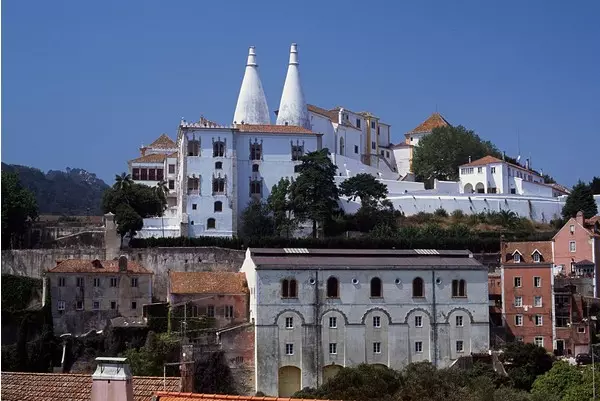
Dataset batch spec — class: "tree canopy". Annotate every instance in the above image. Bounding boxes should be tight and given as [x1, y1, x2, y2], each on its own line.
[267, 178, 296, 237]
[1, 171, 39, 249]
[239, 199, 274, 239]
[340, 173, 388, 208]
[561, 180, 598, 220]
[412, 125, 501, 182]
[498, 342, 554, 391]
[590, 176, 600, 195]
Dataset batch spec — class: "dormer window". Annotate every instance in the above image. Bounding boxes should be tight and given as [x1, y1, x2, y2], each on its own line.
[533, 252, 541, 263]
[513, 253, 521, 263]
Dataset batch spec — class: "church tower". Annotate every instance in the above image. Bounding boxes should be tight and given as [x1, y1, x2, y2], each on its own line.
[276, 43, 310, 129]
[233, 46, 270, 125]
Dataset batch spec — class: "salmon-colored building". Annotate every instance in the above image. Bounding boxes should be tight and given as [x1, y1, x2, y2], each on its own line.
[501, 241, 554, 351]
[553, 212, 600, 296]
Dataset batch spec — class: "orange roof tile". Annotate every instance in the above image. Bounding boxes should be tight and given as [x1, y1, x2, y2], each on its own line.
[48, 259, 152, 274]
[408, 112, 450, 134]
[167, 152, 179, 158]
[169, 272, 248, 295]
[155, 392, 341, 401]
[460, 155, 504, 167]
[502, 241, 553, 265]
[149, 134, 177, 149]
[0, 372, 181, 401]
[130, 153, 167, 163]
[307, 104, 360, 130]
[236, 124, 315, 135]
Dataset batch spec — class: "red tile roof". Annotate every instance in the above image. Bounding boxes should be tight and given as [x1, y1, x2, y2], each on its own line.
[460, 155, 504, 167]
[48, 259, 152, 274]
[130, 153, 167, 163]
[408, 112, 450, 134]
[236, 124, 315, 135]
[169, 272, 248, 295]
[502, 241, 553, 265]
[155, 393, 341, 401]
[0, 372, 181, 401]
[307, 104, 359, 129]
[149, 134, 177, 149]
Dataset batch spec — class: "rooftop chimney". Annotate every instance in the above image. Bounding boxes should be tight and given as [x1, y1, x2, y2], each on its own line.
[576, 211, 584, 226]
[276, 43, 310, 129]
[233, 46, 271, 125]
[91, 357, 134, 401]
[118, 255, 128, 272]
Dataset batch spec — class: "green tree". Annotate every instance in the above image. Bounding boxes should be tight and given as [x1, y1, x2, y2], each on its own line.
[115, 204, 144, 241]
[113, 172, 133, 191]
[590, 176, 600, 195]
[530, 361, 583, 401]
[542, 174, 556, 184]
[499, 342, 554, 391]
[267, 178, 297, 237]
[154, 180, 169, 204]
[290, 148, 339, 237]
[1, 172, 39, 249]
[194, 351, 237, 395]
[239, 199, 274, 238]
[339, 173, 388, 208]
[412, 125, 501, 182]
[562, 180, 598, 220]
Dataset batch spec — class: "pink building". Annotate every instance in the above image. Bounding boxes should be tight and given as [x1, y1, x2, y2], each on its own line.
[553, 211, 600, 296]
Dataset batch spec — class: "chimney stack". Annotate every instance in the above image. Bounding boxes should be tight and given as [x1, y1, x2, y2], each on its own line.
[180, 344, 195, 393]
[91, 357, 134, 401]
[576, 211, 584, 226]
[118, 255, 128, 272]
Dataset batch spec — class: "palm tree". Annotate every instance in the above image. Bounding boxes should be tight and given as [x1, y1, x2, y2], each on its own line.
[155, 180, 169, 210]
[113, 172, 133, 191]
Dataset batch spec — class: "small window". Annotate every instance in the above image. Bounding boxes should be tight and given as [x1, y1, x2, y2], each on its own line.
[386, 151, 389, 157]
[212, 177, 225, 194]
[415, 341, 423, 353]
[250, 143, 262, 160]
[326, 277, 339, 298]
[76, 301, 84, 310]
[569, 241, 576, 252]
[168, 180, 175, 190]
[110, 277, 118, 287]
[76, 277, 85, 287]
[329, 316, 337, 328]
[207, 218, 216, 229]
[578, 327, 586, 333]
[535, 315, 543, 326]
[93, 278, 100, 287]
[534, 296, 542, 307]
[514, 277, 522, 288]
[451, 279, 466, 297]
[373, 342, 381, 354]
[456, 316, 464, 326]
[370, 277, 382, 297]
[214, 201, 223, 212]
[354, 145, 359, 154]
[371, 141, 376, 150]
[285, 317, 293, 329]
[515, 315, 523, 326]
[515, 296, 523, 307]
[58, 277, 66, 287]
[131, 301, 137, 310]
[570, 224, 575, 234]
[188, 139, 200, 156]
[168, 164, 175, 174]
[371, 121, 376, 129]
[534, 337, 544, 347]
[329, 343, 337, 354]
[110, 301, 117, 310]
[513, 253, 521, 263]
[285, 343, 294, 355]
[456, 340, 464, 353]
[281, 279, 298, 298]
[533, 252, 540, 263]
[215, 161, 223, 170]
[491, 167, 496, 173]
[373, 316, 381, 328]
[192, 204, 197, 210]
[207, 305, 215, 317]
[252, 164, 259, 173]
[213, 140, 225, 157]
[57, 300, 66, 311]
[250, 179, 262, 195]
[412, 277, 424, 297]
[291, 144, 304, 161]
[415, 316, 423, 327]
[132, 168, 140, 180]
[534, 277, 542, 287]
[131, 277, 138, 287]
[477, 167, 482, 173]
[93, 301, 100, 310]
[356, 118, 361, 128]
[225, 305, 234, 318]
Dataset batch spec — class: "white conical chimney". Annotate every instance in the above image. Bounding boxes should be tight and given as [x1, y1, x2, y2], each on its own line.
[233, 46, 270, 125]
[276, 43, 310, 129]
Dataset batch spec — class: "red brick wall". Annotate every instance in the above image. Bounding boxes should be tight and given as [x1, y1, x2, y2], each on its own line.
[554, 217, 594, 274]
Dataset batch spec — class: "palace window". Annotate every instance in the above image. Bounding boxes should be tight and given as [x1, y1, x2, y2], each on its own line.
[515, 315, 523, 326]
[188, 139, 200, 156]
[212, 177, 225, 194]
[451, 279, 467, 297]
[188, 178, 200, 194]
[412, 277, 424, 297]
[213, 141, 225, 157]
[370, 277, 382, 297]
[250, 143, 262, 160]
[514, 277, 522, 287]
[534, 276, 542, 287]
[141, 169, 148, 180]
[329, 343, 337, 354]
[281, 279, 298, 298]
[534, 296, 542, 307]
[326, 277, 339, 298]
[207, 218, 216, 229]
[534, 337, 544, 347]
[250, 180, 262, 196]
[285, 344, 294, 355]
[214, 201, 223, 212]
[215, 161, 223, 170]
[252, 164, 259, 173]
[535, 315, 543, 326]
[291, 144, 304, 161]
[515, 296, 523, 307]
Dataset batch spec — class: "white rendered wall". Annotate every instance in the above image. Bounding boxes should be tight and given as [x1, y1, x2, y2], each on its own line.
[392, 147, 411, 178]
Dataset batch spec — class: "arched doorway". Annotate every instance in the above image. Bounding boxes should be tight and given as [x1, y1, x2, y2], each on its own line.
[323, 364, 341, 383]
[464, 183, 473, 194]
[278, 366, 301, 397]
[475, 182, 485, 193]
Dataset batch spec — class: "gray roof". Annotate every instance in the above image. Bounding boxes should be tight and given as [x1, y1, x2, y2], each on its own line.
[249, 248, 483, 270]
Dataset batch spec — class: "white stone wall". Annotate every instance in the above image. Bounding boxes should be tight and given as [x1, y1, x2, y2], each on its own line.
[391, 146, 411, 178]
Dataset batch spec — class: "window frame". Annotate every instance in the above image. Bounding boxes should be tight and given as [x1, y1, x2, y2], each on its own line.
[225, 305, 234, 318]
[326, 276, 339, 298]
[373, 316, 381, 328]
[110, 277, 118, 287]
[131, 301, 137, 310]
[569, 241, 576, 252]
[535, 315, 543, 326]
[515, 314, 523, 326]
[285, 343, 294, 355]
[456, 316, 464, 327]
[92, 300, 100, 310]
[534, 276, 542, 287]
[415, 341, 423, 353]
[329, 343, 337, 354]
[534, 336, 544, 347]
[285, 317, 294, 329]
[131, 277, 138, 287]
[514, 296, 523, 307]
[214, 201, 223, 212]
[514, 276, 522, 288]
[93, 278, 100, 287]
[456, 340, 464, 353]
[412, 277, 424, 297]
[207, 218, 216, 229]
[281, 279, 298, 298]
[207, 305, 215, 318]
[76, 300, 84, 310]
[329, 316, 337, 329]
[57, 300, 66, 311]
[110, 301, 117, 310]
[370, 277, 382, 298]
[415, 315, 423, 327]
[373, 342, 381, 354]
[58, 277, 66, 287]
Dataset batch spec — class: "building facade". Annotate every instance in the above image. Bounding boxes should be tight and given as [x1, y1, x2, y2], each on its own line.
[241, 248, 490, 397]
[46, 256, 153, 334]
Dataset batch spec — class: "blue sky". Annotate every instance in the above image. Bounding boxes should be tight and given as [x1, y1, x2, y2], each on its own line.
[2, 0, 599, 186]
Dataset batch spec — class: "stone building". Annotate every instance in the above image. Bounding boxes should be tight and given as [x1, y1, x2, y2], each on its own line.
[46, 256, 152, 334]
[240, 248, 490, 397]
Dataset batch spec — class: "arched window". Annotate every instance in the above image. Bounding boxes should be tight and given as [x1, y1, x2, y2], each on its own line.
[213, 141, 225, 157]
[452, 279, 467, 297]
[214, 201, 223, 212]
[339, 137, 345, 156]
[212, 178, 225, 194]
[215, 161, 223, 170]
[370, 277, 382, 298]
[252, 164, 259, 173]
[188, 139, 200, 156]
[281, 279, 297, 298]
[412, 277, 424, 297]
[207, 218, 216, 229]
[327, 277, 339, 298]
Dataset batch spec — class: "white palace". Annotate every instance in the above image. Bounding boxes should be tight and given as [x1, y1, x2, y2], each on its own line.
[126, 44, 598, 238]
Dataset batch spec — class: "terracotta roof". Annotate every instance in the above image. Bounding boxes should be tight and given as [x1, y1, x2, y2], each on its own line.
[167, 152, 178, 158]
[586, 216, 600, 225]
[502, 241, 553, 264]
[155, 393, 340, 401]
[307, 104, 359, 129]
[169, 272, 248, 295]
[460, 155, 504, 167]
[236, 124, 315, 135]
[408, 112, 450, 134]
[130, 153, 167, 163]
[0, 372, 181, 401]
[149, 134, 177, 149]
[48, 259, 152, 274]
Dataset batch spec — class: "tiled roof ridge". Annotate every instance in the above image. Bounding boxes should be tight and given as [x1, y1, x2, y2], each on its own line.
[155, 392, 340, 401]
[169, 271, 248, 294]
[130, 153, 167, 163]
[149, 134, 177, 149]
[408, 112, 451, 134]
[48, 259, 153, 274]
